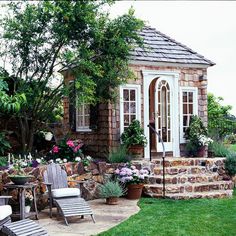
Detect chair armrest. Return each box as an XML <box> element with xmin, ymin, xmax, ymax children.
<box><xmin>0</xmin><ymin>196</ymin><xmax>12</xmax><ymax>205</ymax></box>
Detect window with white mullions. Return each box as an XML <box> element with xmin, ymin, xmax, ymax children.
<box><xmin>180</xmin><ymin>87</ymin><xmax>198</xmax><ymax>143</ymax></box>
<box><xmin>76</xmin><ymin>103</ymin><xmax>91</xmax><ymax>131</ymax></box>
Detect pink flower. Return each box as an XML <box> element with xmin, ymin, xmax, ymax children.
<box><xmin>73</xmin><ymin>144</ymin><xmax>81</xmax><ymax>153</ymax></box>
<box><xmin>66</xmin><ymin>140</ymin><xmax>75</xmax><ymax>147</ymax></box>
<box><xmin>52</xmin><ymin>146</ymin><xmax>59</xmax><ymax>153</ymax></box>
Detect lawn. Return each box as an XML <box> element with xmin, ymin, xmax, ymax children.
<box><xmin>98</xmin><ymin>189</ymin><xmax>236</xmax><ymax>236</ymax></box>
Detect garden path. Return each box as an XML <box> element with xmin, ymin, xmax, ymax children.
<box><xmin>38</xmin><ymin>198</ymin><xmax>139</xmax><ymax>236</ymax></box>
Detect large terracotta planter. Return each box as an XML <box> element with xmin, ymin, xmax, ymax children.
<box><xmin>127</xmin><ymin>184</ymin><xmax>144</xmax><ymax>200</ymax></box>
<box><xmin>197</xmin><ymin>146</ymin><xmax>206</xmax><ymax>157</ymax></box>
<box><xmin>128</xmin><ymin>145</ymin><xmax>144</xmax><ymax>158</ymax></box>
<box><xmin>106</xmin><ymin>197</ymin><xmax>119</xmax><ymax>205</ymax></box>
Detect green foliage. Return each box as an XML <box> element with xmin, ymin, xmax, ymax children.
<box><xmin>224</xmin><ymin>133</ymin><xmax>236</xmax><ymax>145</ymax></box>
<box><xmin>225</xmin><ymin>153</ymin><xmax>236</xmax><ymax>176</ymax></box>
<box><xmin>121</xmin><ymin>120</ymin><xmax>147</xmax><ymax>147</ymax></box>
<box><xmin>208</xmin><ymin>141</ymin><xmax>231</xmax><ymax>157</ymax></box>
<box><xmin>0</xmin><ymin>132</ymin><xmax>11</xmax><ymax>155</ymax></box>
<box><xmin>0</xmin><ymin>156</ymin><xmax>8</xmax><ymax>166</ymax></box>
<box><xmin>208</xmin><ymin>93</ymin><xmax>236</xmax><ymax>140</ymax></box>
<box><xmin>98</xmin><ymin>180</ymin><xmax>126</xmax><ymax>198</ymax></box>
<box><xmin>108</xmin><ymin>145</ymin><xmax>128</xmax><ymax>163</ymax></box>
<box><xmin>0</xmin><ymin>1</ymin><xmax>144</xmax><ymax>151</ymax></box>
<box><xmin>184</xmin><ymin>115</ymin><xmax>208</xmax><ymax>156</ymax></box>
<box><xmin>98</xmin><ymin>193</ymin><xmax>236</xmax><ymax>236</ymax></box>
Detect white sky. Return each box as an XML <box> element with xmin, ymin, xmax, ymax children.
<box><xmin>109</xmin><ymin>1</ymin><xmax>236</xmax><ymax>115</ymax></box>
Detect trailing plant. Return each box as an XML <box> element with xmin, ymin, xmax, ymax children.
<box><xmin>108</xmin><ymin>145</ymin><xmax>128</xmax><ymax>163</ymax></box>
<box><xmin>225</xmin><ymin>153</ymin><xmax>236</xmax><ymax>176</ymax></box>
<box><xmin>0</xmin><ymin>132</ymin><xmax>11</xmax><ymax>155</ymax></box>
<box><xmin>208</xmin><ymin>141</ymin><xmax>231</xmax><ymax>157</ymax></box>
<box><xmin>121</xmin><ymin>120</ymin><xmax>147</xmax><ymax>147</ymax></box>
<box><xmin>99</xmin><ymin>180</ymin><xmax>126</xmax><ymax>199</ymax></box>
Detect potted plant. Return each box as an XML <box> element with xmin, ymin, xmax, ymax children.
<box><xmin>115</xmin><ymin>164</ymin><xmax>149</xmax><ymax>200</ymax></box>
<box><xmin>121</xmin><ymin>120</ymin><xmax>147</xmax><ymax>158</ymax></box>
<box><xmin>9</xmin><ymin>159</ymin><xmax>32</xmax><ymax>185</ymax></box>
<box><xmin>185</xmin><ymin>115</ymin><xmax>213</xmax><ymax>157</ymax></box>
<box><xmin>98</xmin><ymin>180</ymin><xmax>126</xmax><ymax>205</ymax></box>
<box><xmin>25</xmin><ymin>190</ymin><xmax>33</xmax><ymax>213</ymax></box>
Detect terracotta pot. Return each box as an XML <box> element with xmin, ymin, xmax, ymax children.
<box><xmin>128</xmin><ymin>145</ymin><xmax>144</xmax><ymax>158</ymax></box>
<box><xmin>106</xmin><ymin>197</ymin><xmax>119</xmax><ymax>205</ymax></box>
<box><xmin>127</xmin><ymin>184</ymin><xmax>144</xmax><ymax>200</ymax></box>
<box><xmin>197</xmin><ymin>146</ymin><xmax>206</xmax><ymax>157</ymax></box>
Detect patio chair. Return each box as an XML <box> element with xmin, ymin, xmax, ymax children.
<box><xmin>43</xmin><ymin>163</ymin><xmax>95</xmax><ymax>226</ymax></box>
<box><xmin>0</xmin><ymin>196</ymin><xmax>48</xmax><ymax>236</ymax></box>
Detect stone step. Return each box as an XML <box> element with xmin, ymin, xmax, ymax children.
<box><xmin>151</xmin><ymin>157</ymin><xmax>225</xmax><ymax>168</ymax></box>
<box><xmin>144</xmin><ymin>181</ymin><xmax>234</xmax><ymax>195</ymax></box>
<box><xmin>147</xmin><ymin>173</ymin><xmax>221</xmax><ymax>185</ymax></box>
<box><xmin>145</xmin><ymin>190</ymin><xmax>233</xmax><ymax>200</ymax></box>
<box><xmin>152</xmin><ymin>166</ymin><xmax>215</xmax><ymax>175</ymax></box>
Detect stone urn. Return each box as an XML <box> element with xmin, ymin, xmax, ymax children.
<box><xmin>128</xmin><ymin>145</ymin><xmax>144</xmax><ymax>158</ymax></box>
<box><xmin>126</xmin><ymin>184</ymin><xmax>144</xmax><ymax>200</ymax></box>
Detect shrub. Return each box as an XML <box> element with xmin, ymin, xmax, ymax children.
<box><xmin>108</xmin><ymin>145</ymin><xmax>128</xmax><ymax>163</ymax></box>
<box><xmin>224</xmin><ymin>133</ymin><xmax>236</xmax><ymax>144</ymax></box>
<box><xmin>0</xmin><ymin>132</ymin><xmax>11</xmax><ymax>155</ymax></box>
<box><xmin>208</xmin><ymin>141</ymin><xmax>231</xmax><ymax>157</ymax></box>
<box><xmin>99</xmin><ymin>180</ymin><xmax>126</xmax><ymax>198</ymax></box>
<box><xmin>0</xmin><ymin>156</ymin><xmax>7</xmax><ymax>167</ymax></box>
<box><xmin>225</xmin><ymin>153</ymin><xmax>236</xmax><ymax>176</ymax></box>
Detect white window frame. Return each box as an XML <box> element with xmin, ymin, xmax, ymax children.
<box><xmin>180</xmin><ymin>87</ymin><xmax>198</xmax><ymax>143</ymax></box>
<box><xmin>119</xmin><ymin>84</ymin><xmax>141</xmax><ymax>136</ymax></box>
<box><xmin>76</xmin><ymin>103</ymin><xmax>92</xmax><ymax>132</ymax></box>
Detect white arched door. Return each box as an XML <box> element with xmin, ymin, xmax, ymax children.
<box><xmin>155</xmin><ymin>78</ymin><xmax>173</xmax><ymax>151</ymax></box>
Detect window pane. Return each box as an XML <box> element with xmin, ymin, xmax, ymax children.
<box><xmin>124</xmin><ymin>115</ymin><xmax>129</xmax><ymax>126</ymax></box>
<box><xmin>130</xmin><ymin>90</ymin><xmax>136</xmax><ymax>101</ymax></box>
<box><xmin>84</xmin><ymin>105</ymin><xmax>90</xmax><ymax>115</ymax></box>
<box><xmin>123</xmin><ymin>89</ymin><xmax>129</xmax><ymax>101</ymax></box>
<box><xmin>183</xmin><ymin>115</ymin><xmax>188</xmax><ymax>126</ymax></box>
<box><xmin>78</xmin><ymin>116</ymin><xmax>83</xmax><ymax>127</ymax></box>
<box><xmin>131</xmin><ymin>115</ymin><xmax>136</xmax><ymax>122</ymax></box>
<box><xmin>183</xmin><ymin>92</ymin><xmax>188</xmax><ymax>102</ymax></box>
<box><xmin>124</xmin><ymin>102</ymin><xmax>129</xmax><ymax>113</ymax></box>
<box><xmin>84</xmin><ymin>116</ymin><xmax>90</xmax><ymax>126</ymax></box>
<box><xmin>189</xmin><ymin>92</ymin><xmax>193</xmax><ymax>103</ymax></box>
<box><xmin>183</xmin><ymin>104</ymin><xmax>188</xmax><ymax>114</ymax></box>
<box><xmin>130</xmin><ymin>102</ymin><xmax>136</xmax><ymax>113</ymax></box>
<box><xmin>168</xmin><ymin>130</ymin><xmax>171</xmax><ymax>142</ymax></box>
<box><xmin>189</xmin><ymin>104</ymin><xmax>193</xmax><ymax>114</ymax></box>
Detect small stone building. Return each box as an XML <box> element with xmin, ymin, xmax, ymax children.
<box><xmin>62</xmin><ymin>26</ymin><xmax>215</xmax><ymax>159</ymax></box>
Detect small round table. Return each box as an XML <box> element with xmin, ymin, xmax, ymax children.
<box><xmin>4</xmin><ymin>183</ymin><xmax>39</xmax><ymax>220</ymax></box>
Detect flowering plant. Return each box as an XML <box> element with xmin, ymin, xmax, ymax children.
<box><xmin>25</xmin><ymin>190</ymin><xmax>33</xmax><ymax>206</ymax></box>
<box><xmin>49</xmin><ymin>138</ymin><xmax>83</xmax><ymax>162</ymax></box>
<box><xmin>198</xmin><ymin>135</ymin><xmax>213</xmax><ymax>146</ymax></box>
<box><xmin>115</xmin><ymin>164</ymin><xmax>149</xmax><ymax>185</ymax></box>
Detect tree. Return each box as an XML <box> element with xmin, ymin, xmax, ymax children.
<box><xmin>0</xmin><ymin>1</ymin><xmax>144</xmax><ymax>151</ymax></box>
<box><xmin>208</xmin><ymin>93</ymin><xmax>236</xmax><ymax>140</ymax></box>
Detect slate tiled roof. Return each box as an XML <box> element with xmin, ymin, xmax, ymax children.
<box><xmin>130</xmin><ymin>26</ymin><xmax>215</xmax><ymax>66</ymax></box>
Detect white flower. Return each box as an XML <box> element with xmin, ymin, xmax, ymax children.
<box><xmin>44</xmin><ymin>132</ymin><xmax>53</xmax><ymax>141</ymax></box>
<box><xmin>55</xmin><ymin>158</ymin><xmax>61</xmax><ymax>163</ymax></box>
<box><xmin>49</xmin><ymin>159</ymin><xmax>54</xmax><ymax>163</ymax></box>
<box><xmin>59</xmin><ymin>160</ymin><xmax>63</xmax><ymax>164</ymax></box>
<box><xmin>75</xmin><ymin>157</ymin><xmax>81</xmax><ymax>162</ymax></box>
<box><xmin>63</xmin><ymin>159</ymin><xmax>67</xmax><ymax>163</ymax></box>
<box><xmin>86</xmin><ymin>155</ymin><xmax>92</xmax><ymax>160</ymax></box>
<box><xmin>36</xmin><ymin>158</ymin><xmax>41</xmax><ymax>164</ymax></box>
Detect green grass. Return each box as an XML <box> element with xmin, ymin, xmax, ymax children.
<box><xmin>98</xmin><ymin>189</ymin><xmax>236</xmax><ymax>236</ymax></box>
<box><xmin>230</xmin><ymin>144</ymin><xmax>236</xmax><ymax>152</ymax></box>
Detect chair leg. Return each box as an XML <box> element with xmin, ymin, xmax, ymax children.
<box><xmin>63</xmin><ymin>215</ymin><xmax>69</xmax><ymax>226</ymax></box>
<box><xmin>91</xmin><ymin>214</ymin><xmax>96</xmax><ymax>223</ymax></box>
<box><xmin>81</xmin><ymin>215</ymin><xmax>84</xmax><ymax>219</ymax></box>
<box><xmin>49</xmin><ymin>197</ymin><xmax>53</xmax><ymax>218</ymax></box>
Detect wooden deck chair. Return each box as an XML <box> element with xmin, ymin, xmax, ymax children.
<box><xmin>43</xmin><ymin>163</ymin><xmax>95</xmax><ymax>226</ymax></box>
<box><xmin>0</xmin><ymin>196</ymin><xmax>48</xmax><ymax>236</ymax></box>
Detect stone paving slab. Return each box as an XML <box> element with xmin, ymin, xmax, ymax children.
<box><xmin>38</xmin><ymin>198</ymin><xmax>139</xmax><ymax>236</ymax></box>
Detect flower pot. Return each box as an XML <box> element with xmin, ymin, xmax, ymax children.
<box><xmin>128</xmin><ymin>145</ymin><xmax>144</xmax><ymax>158</ymax></box>
<box><xmin>106</xmin><ymin>197</ymin><xmax>119</xmax><ymax>205</ymax></box>
<box><xmin>197</xmin><ymin>146</ymin><xmax>206</xmax><ymax>157</ymax></box>
<box><xmin>127</xmin><ymin>184</ymin><xmax>144</xmax><ymax>200</ymax></box>
<box><xmin>9</xmin><ymin>175</ymin><xmax>32</xmax><ymax>185</ymax></box>
<box><xmin>25</xmin><ymin>205</ymin><xmax>31</xmax><ymax>213</ymax></box>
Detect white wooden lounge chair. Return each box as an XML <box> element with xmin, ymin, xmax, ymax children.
<box><xmin>43</xmin><ymin>163</ymin><xmax>95</xmax><ymax>226</ymax></box>
<box><xmin>0</xmin><ymin>196</ymin><xmax>48</xmax><ymax>236</ymax></box>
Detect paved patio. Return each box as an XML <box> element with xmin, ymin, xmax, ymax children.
<box><xmin>38</xmin><ymin>198</ymin><xmax>139</xmax><ymax>236</ymax></box>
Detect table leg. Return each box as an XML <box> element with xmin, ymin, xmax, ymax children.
<box><xmin>33</xmin><ymin>186</ymin><xmax>39</xmax><ymax>220</ymax></box>
<box><xmin>19</xmin><ymin>188</ymin><xmax>25</xmax><ymax>220</ymax></box>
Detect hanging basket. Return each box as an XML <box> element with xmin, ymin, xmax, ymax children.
<box><xmin>127</xmin><ymin>184</ymin><xmax>144</xmax><ymax>200</ymax></box>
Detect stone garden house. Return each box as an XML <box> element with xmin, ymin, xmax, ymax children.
<box><xmin>62</xmin><ymin>26</ymin><xmax>214</xmax><ymax>160</ymax></box>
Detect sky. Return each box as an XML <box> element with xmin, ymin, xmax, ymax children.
<box><xmin>109</xmin><ymin>1</ymin><xmax>236</xmax><ymax>115</ymax></box>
